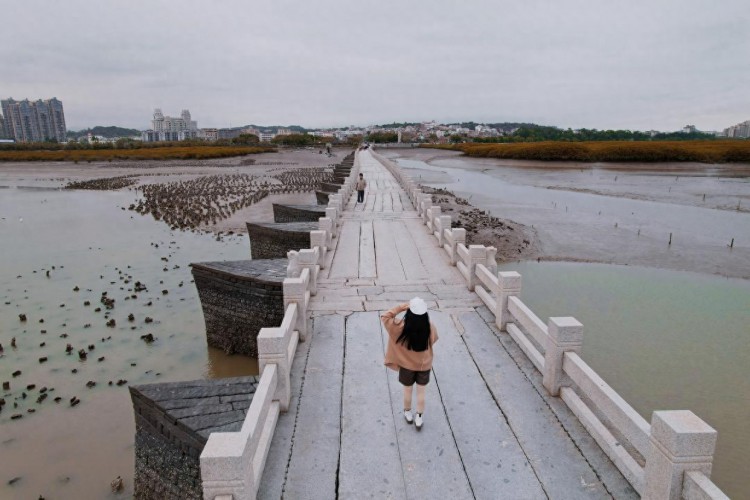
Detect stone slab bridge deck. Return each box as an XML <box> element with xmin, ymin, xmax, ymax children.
<box><xmin>255</xmin><ymin>151</ymin><xmax>638</xmax><ymax>500</ymax></box>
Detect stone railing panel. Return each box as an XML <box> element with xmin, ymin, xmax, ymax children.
<box><xmin>309</xmin><ymin>230</ymin><xmax>328</xmax><ymax>267</ymax></box>
<box><xmin>560</xmin><ymin>386</ymin><xmax>645</xmax><ymax>493</ymax></box>
<box><xmin>283</xmin><ymin>268</ymin><xmax>311</xmax><ymax>341</ymax></box>
<box><xmin>201</xmin><ymin>364</ymin><xmax>279</xmax><ymax>500</ymax></box>
<box><xmin>434</xmin><ymin>215</ymin><xmax>451</xmax><ymax>246</ymax></box>
<box><xmin>442</xmin><ymin>228</ymin><xmax>466</xmax><ymax>266</ymax></box>
<box><xmin>258</xmin><ymin>303</ymin><xmax>299</xmax><ymax>412</ymax></box>
<box><xmin>507</xmin><ymin>296</ymin><xmax>548</xmax><ymax>348</ymax></box>
<box><xmin>563</xmin><ymin>352</ymin><xmax>651</xmax><ymax>457</ymax></box>
<box><xmin>682</xmin><ymin>471</ymin><xmax>730</xmax><ymax>500</ymax></box>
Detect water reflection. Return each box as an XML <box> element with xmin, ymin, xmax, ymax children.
<box><xmin>0</xmin><ymin>187</ymin><xmax>254</xmax><ymax>499</ymax></box>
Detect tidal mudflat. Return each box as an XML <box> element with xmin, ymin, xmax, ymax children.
<box><xmin>384</xmin><ymin>148</ymin><xmax>750</xmax><ymax>279</ymax></box>
<box><xmin>0</xmin><ymin>150</ymin><xmax>332</xmax><ymax>498</ymax></box>
<box><xmin>384</xmin><ymin>147</ymin><xmax>750</xmax><ymax>497</ymax></box>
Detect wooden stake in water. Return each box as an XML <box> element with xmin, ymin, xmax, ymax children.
<box><xmin>669</xmin><ymin>233</ymin><xmax>672</xmax><ymax>245</ymax></box>
<box><xmin>730</xmin><ymin>238</ymin><xmax>734</xmax><ymax>248</ymax></box>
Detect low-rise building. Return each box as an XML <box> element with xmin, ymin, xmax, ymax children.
<box><xmin>142</xmin><ymin>108</ymin><xmax>198</xmax><ymax>142</ymax></box>
<box><xmin>199</xmin><ymin>128</ymin><xmax>219</xmax><ymax>141</ymax></box>
<box><xmin>258</xmin><ymin>131</ymin><xmax>275</xmax><ymax>142</ymax></box>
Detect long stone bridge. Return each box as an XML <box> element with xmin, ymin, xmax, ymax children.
<box><xmin>139</xmin><ymin>149</ymin><xmax>729</xmax><ymax>499</ymax></box>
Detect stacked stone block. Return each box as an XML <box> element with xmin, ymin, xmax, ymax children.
<box><xmin>272</xmin><ymin>204</ymin><xmax>327</xmax><ymax>223</ymax></box>
<box><xmin>191</xmin><ymin>259</ymin><xmax>287</xmax><ymax>356</ymax></box>
<box><xmin>130</xmin><ymin>377</ymin><xmax>258</xmax><ymax>499</ymax></box>
<box><xmin>246</xmin><ymin>221</ymin><xmax>316</xmax><ymax>259</ymax></box>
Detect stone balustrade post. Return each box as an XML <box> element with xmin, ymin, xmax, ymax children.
<box><xmin>445</xmin><ymin>228</ymin><xmax>466</xmax><ymax>265</ymax></box>
<box><xmin>643</xmin><ymin>411</ymin><xmax>718</xmax><ymax>500</ymax></box>
<box><xmin>258</xmin><ymin>325</ymin><xmax>293</xmax><ymax>411</ymax></box>
<box><xmin>411</xmin><ymin>188</ymin><xmax>421</xmax><ymax>207</ymax></box>
<box><xmin>495</xmin><ymin>271</ymin><xmax>521</xmax><ymax>330</ymax></box>
<box><xmin>309</xmin><ymin>230</ymin><xmax>328</xmax><ymax>268</ymax></box>
<box><xmin>542</xmin><ymin>317</ymin><xmax>583</xmax><ymax>396</ymax></box>
<box><xmin>318</xmin><ymin>217</ymin><xmax>333</xmax><ymax>247</ymax></box>
<box><xmin>484</xmin><ymin>246</ymin><xmax>498</xmax><ymax>275</ymax></box>
<box><xmin>465</xmin><ymin>245</ymin><xmax>487</xmax><ymax>291</ymax></box>
<box><xmin>420</xmin><ymin>197</ymin><xmax>432</xmax><ymax>224</ymax></box>
<box><xmin>325</xmin><ymin>207</ymin><xmax>338</xmax><ymax>237</ymax></box>
<box><xmin>295</xmin><ymin>248</ymin><xmax>319</xmax><ymax>296</ymax></box>
<box><xmin>435</xmin><ymin>215</ymin><xmax>451</xmax><ymax>246</ymax></box>
<box><xmin>283</xmin><ymin>276</ymin><xmax>309</xmax><ymax>341</ymax></box>
<box><xmin>427</xmin><ymin>206</ymin><xmax>441</xmax><ymax>233</ymax></box>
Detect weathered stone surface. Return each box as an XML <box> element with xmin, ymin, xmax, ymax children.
<box><xmin>320</xmin><ymin>182</ymin><xmax>343</xmax><ymax>193</ymax></box>
<box><xmin>246</xmin><ymin>221</ymin><xmax>316</xmax><ymax>259</ymax></box>
<box><xmin>272</xmin><ymin>203</ymin><xmax>327</xmax><ymax>223</ymax></box>
<box><xmin>339</xmin><ymin>311</ymin><xmax>406</xmax><ymax>499</ymax></box>
<box><xmin>191</xmin><ymin>259</ymin><xmax>287</xmax><ymax>356</ymax></box>
<box><xmin>281</xmin><ymin>314</ymin><xmax>345</xmax><ymax>500</ymax></box>
<box><xmin>130</xmin><ymin>377</ymin><xmax>258</xmax><ymax>500</ymax></box>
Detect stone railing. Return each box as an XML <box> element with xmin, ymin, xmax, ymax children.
<box><xmin>199</xmin><ymin>151</ymin><xmax>361</xmax><ymax>500</ymax></box>
<box><xmin>200</xmin><ymin>267</ymin><xmax>311</xmax><ymax>499</ymax></box>
<box><xmin>371</xmin><ymin>148</ymin><xmax>730</xmax><ymax>500</ymax></box>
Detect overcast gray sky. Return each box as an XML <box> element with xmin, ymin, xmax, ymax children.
<box><xmin>2</xmin><ymin>0</ymin><xmax>748</xmax><ymax>131</ymax></box>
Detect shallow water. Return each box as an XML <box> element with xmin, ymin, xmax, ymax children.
<box><xmin>0</xmin><ymin>187</ymin><xmax>255</xmax><ymax>498</ymax></box>
<box><xmin>497</xmin><ymin>261</ymin><xmax>750</xmax><ymax>498</ymax></box>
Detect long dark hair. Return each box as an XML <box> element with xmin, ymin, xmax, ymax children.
<box><xmin>396</xmin><ymin>310</ymin><xmax>430</xmax><ymax>352</ymax></box>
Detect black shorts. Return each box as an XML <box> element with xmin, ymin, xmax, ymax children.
<box><xmin>399</xmin><ymin>367</ymin><xmax>430</xmax><ymax>386</ymax></box>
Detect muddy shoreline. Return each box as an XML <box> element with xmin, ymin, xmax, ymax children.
<box><xmin>380</xmin><ymin>148</ymin><xmax>750</xmax><ymax>280</ymax></box>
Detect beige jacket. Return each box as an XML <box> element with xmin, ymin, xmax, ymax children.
<box><xmin>381</xmin><ymin>305</ymin><xmax>438</xmax><ymax>372</ymax></box>
<box><xmin>356</xmin><ymin>178</ymin><xmax>367</xmax><ymax>191</ymax></box>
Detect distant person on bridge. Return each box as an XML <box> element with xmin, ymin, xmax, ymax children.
<box><xmin>381</xmin><ymin>297</ymin><xmax>439</xmax><ymax>430</ymax></box>
<box><xmin>356</xmin><ymin>173</ymin><xmax>367</xmax><ymax>204</ymax></box>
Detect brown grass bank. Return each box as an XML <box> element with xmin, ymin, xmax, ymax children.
<box><xmin>424</xmin><ymin>140</ymin><xmax>750</xmax><ymax>163</ymax></box>
<box><xmin>0</xmin><ymin>145</ymin><xmax>276</xmax><ymax>162</ymax></box>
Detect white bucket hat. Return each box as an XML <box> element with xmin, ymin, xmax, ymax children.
<box><xmin>409</xmin><ymin>296</ymin><xmax>428</xmax><ymax>315</ymax></box>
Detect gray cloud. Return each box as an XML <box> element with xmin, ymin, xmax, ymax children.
<box><xmin>1</xmin><ymin>0</ymin><xmax>747</xmax><ymax>131</ymax></box>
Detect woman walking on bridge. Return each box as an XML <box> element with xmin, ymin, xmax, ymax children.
<box><xmin>381</xmin><ymin>297</ymin><xmax>439</xmax><ymax>430</ymax></box>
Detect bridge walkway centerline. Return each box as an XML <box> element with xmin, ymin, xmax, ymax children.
<box><xmin>257</xmin><ymin>150</ymin><xmax>637</xmax><ymax>499</ymax></box>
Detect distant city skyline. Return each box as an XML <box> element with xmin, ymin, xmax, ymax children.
<box><xmin>2</xmin><ymin>1</ymin><xmax>748</xmax><ymax>133</ymax></box>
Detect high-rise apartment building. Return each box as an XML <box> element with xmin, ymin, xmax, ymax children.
<box><xmin>142</xmin><ymin>109</ymin><xmax>199</xmax><ymax>142</ymax></box>
<box><xmin>1</xmin><ymin>97</ymin><xmax>67</xmax><ymax>142</ymax></box>
<box><xmin>724</xmin><ymin>120</ymin><xmax>750</xmax><ymax>139</ymax></box>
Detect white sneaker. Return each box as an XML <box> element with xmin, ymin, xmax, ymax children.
<box><xmin>403</xmin><ymin>409</ymin><xmax>414</xmax><ymax>424</ymax></box>
<box><xmin>415</xmin><ymin>413</ymin><xmax>423</xmax><ymax>430</ymax></box>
